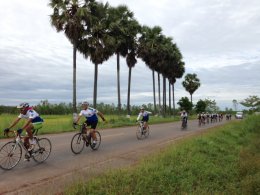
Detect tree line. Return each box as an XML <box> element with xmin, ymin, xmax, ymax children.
<box><xmin>0</xmin><ymin>100</ymin><xmax>176</xmax><ymax>115</ymax></box>
<box><xmin>49</xmin><ymin>0</ymin><xmax>190</xmax><ymax>116</ymax></box>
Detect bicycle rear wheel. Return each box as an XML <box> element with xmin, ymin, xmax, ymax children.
<box><xmin>90</xmin><ymin>131</ymin><xmax>101</xmax><ymax>150</ymax></box>
<box><xmin>0</xmin><ymin>141</ymin><xmax>22</xmax><ymax>170</ymax></box>
<box><xmin>71</xmin><ymin>133</ymin><xmax>85</xmax><ymax>154</ymax></box>
<box><xmin>33</xmin><ymin>138</ymin><xmax>52</xmax><ymax>163</ymax></box>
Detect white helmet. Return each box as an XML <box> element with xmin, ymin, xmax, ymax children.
<box><xmin>17</xmin><ymin>102</ymin><xmax>29</xmax><ymax>109</ymax></box>
<box><xmin>81</xmin><ymin>101</ymin><xmax>89</xmax><ymax>106</ymax></box>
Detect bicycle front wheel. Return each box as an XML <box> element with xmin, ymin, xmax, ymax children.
<box><xmin>136</xmin><ymin>126</ymin><xmax>144</xmax><ymax>140</ymax></box>
<box><xmin>90</xmin><ymin>131</ymin><xmax>101</xmax><ymax>150</ymax></box>
<box><xmin>143</xmin><ymin>126</ymin><xmax>150</xmax><ymax>138</ymax></box>
<box><xmin>71</xmin><ymin>133</ymin><xmax>85</xmax><ymax>154</ymax></box>
<box><xmin>33</xmin><ymin>138</ymin><xmax>52</xmax><ymax>163</ymax></box>
<box><xmin>0</xmin><ymin>141</ymin><xmax>22</xmax><ymax>170</ymax></box>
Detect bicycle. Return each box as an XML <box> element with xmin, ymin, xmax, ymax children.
<box><xmin>71</xmin><ymin>123</ymin><xmax>101</xmax><ymax>154</ymax></box>
<box><xmin>0</xmin><ymin>128</ymin><xmax>52</xmax><ymax>170</ymax></box>
<box><xmin>181</xmin><ymin>117</ymin><xmax>187</xmax><ymax>129</ymax></box>
<box><xmin>136</xmin><ymin>121</ymin><xmax>150</xmax><ymax>140</ymax></box>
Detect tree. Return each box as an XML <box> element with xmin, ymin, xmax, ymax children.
<box><xmin>240</xmin><ymin>95</ymin><xmax>260</xmax><ymax>111</ymax></box>
<box><xmin>77</xmin><ymin>2</ymin><xmax>115</xmax><ymax>107</ymax></box>
<box><xmin>108</xmin><ymin>5</ymin><xmax>136</xmax><ymax>112</ymax></box>
<box><xmin>182</xmin><ymin>73</ymin><xmax>200</xmax><ymax>106</ymax></box>
<box><xmin>177</xmin><ymin>97</ymin><xmax>193</xmax><ymax>113</ymax></box>
<box><xmin>232</xmin><ymin>99</ymin><xmax>238</xmax><ymax>111</ymax></box>
<box><xmin>195</xmin><ymin>99</ymin><xmax>207</xmax><ymax>113</ymax></box>
<box><xmin>204</xmin><ymin>98</ymin><xmax>219</xmax><ymax>112</ymax></box>
<box><xmin>49</xmin><ymin>0</ymin><xmax>90</xmax><ymax>113</ymax></box>
<box><xmin>137</xmin><ymin>26</ymin><xmax>164</xmax><ymax>114</ymax></box>
<box><xmin>125</xmin><ymin>19</ymin><xmax>140</xmax><ymax>115</ymax></box>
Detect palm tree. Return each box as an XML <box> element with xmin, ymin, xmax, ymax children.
<box><xmin>125</xmin><ymin>20</ymin><xmax>140</xmax><ymax>115</ymax></box>
<box><xmin>77</xmin><ymin>2</ymin><xmax>115</xmax><ymax>108</ymax></box>
<box><xmin>126</xmin><ymin>51</ymin><xmax>137</xmax><ymax>115</ymax></box>
<box><xmin>137</xmin><ymin>26</ymin><xmax>164</xmax><ymax>114</ymax></box>
<box><xmin>182</xmin><ymin>73</ymin><xmax>200</xmax><ymax>106</ymax></box>
<box><xmin>108</xmin><ymin>5</ymin><xmax>136</xmax><ymax>113</ymax></box>
<box><xmin>49</xmin><ymin>0</ymin><xmax>94</xmax><ymax>113</ymax></box>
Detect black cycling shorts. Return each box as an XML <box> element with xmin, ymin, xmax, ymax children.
<box><xmin>85</xmin><ymin>120</ymin><xmax>98</xmax><ymax>129</ymax></box>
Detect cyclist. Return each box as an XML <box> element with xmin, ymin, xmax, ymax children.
<box><xmin>136</xmin><ymin>107</ymin><xmax>151</xmax><ymax>130</ymax></box>
<box><xmin>4</xmin><ymin>102</ymin><xmax>44</xmax><ymax>151</ymax></box>
<box><xmin>181</xmin><ymin>110</ymin><xmax>188</xmax><ymax>128</ymax></box>
<box><xmin>74</xmin><ymin>101</ymin><xmax>106</xmax><ymax>146</ymax></box>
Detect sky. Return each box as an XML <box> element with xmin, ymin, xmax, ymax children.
<box><xmin>0</xmin><ymin>0</ymin><xmax>260</xmax><ymax>110</ymax></box>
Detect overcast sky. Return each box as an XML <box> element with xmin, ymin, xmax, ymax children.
<box><xmin>0</xmin><ymin>0</ymin><xmax>259</xmax><ymax>110</ymax></box>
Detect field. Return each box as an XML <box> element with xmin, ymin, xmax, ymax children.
<box><xmin>65</xmin><ymin>115</ymin><xmax>260</xmax><ymax>194</ymax></box>
<box><xmin>0</xmin><ymin>114</ymin><xmax>179</xmax><ymax>138</ymax></box>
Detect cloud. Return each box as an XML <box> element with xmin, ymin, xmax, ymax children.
<box><xmin>0</xmin><ymin>0</ymin><xmax>259</xmax><ymax>110</ymax></box>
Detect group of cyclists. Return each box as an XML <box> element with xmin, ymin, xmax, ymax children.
<box><xmin>197</xmin><ymin>112</ymin><xmax>230</xmax><ymax>126</ymax></box>
<box><xmin>3</xmin><ymin>101</ymin><xmax>231</xmax><ymax>161</ymax></box>
<box><xmin>3</xmin><ymin>101</ymin><xmax>151</xmax><ymax>159</ymax></box>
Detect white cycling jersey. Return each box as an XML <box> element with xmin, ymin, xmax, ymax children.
<box><xmin>79</xmin><ymin>107</ymin><xmax>99</xmax><ymax>122</ymax></box>
<box><xmin>18</xmin><ymin>108</ymin><xmax>39</xmax><ymax>119</ymax></box>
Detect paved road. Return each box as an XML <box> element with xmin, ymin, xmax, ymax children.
<box><xmin>0</xmin><ymin>119</ymin><xmax>231</xmax><ymax>194</ymax></box>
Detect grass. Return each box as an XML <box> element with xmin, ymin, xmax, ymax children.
<box><xmin>0</xmin><ymin>114</ymin><xmax>179</xmax><ymax>138</ymax></box>
<box><xmin>65</xmin><ymin>115</ymin><xmax>260</xmax><ymax>194</ymax></box>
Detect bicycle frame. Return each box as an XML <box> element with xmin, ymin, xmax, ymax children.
<box><xmin>71</xmin><ymin>123</ymin><xmax>101</xmax><ymax>154</ymax></box>
<box><xmin>136</xmin><ymin>121</ymin><xmax>150</xmax><ymax>140</ymax></box>
<box><xmin>1</xmin><ymin>129</ymin><xmax>52</xmax><ymax>170</ymax></box>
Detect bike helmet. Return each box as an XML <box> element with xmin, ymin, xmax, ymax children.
<box><xmin>81</xmin><ymin>101</ymin><xmax>89</xmax><ymax>106</ymax></box>
<box><xmin>17</xmin><ymin>102</ymin><xmax>29</xmax><ymax>109</ymax></box>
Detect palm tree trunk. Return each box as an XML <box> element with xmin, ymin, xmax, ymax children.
<box><xmin>117</xmin><ymin>53</ymin><xmax>121</xmax><ymax>113</ymax></box>
<box><xmin>72</xmin><ymin>44</ymin><xmax>77</xmax><ymax>113</ymax></box>
<box><xmin>158</xmin><ymin>73</ymin><xmax>161</xmax><ymax>115</ymax></box>
<box><xmin>127</xmin><ymin>67</ymin><xmax>132</xmax><ymax>115</ymax></box>
<box><xmin>169</xmin><ymin>81</ymin><xmax>171</xmax><ymax>115</ymax></box>
<box><xmin>93</xmin><ymin>63</ymin><xmax>98</xmax><ymax>108</ymax></box>
<box><xmin>190</xmin><ymin>94</ymin><xmax>193</xmax><ymax>108</ymax></box>
<box><xmin>172</xmin><ymin>83</ymin><xmax>175</xmax><ymax>116</ymax></box>
<box><xmin>163</xmin><ymin>76</ymin><xmax>166</xmax><ymax>117</ymax></box>
<box><xmin>152</xmin><ymin>70</ymin><xmax>157</xmax><ymax>113</ymax></box>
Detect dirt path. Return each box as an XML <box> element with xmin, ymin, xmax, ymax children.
<box><xmin>0</xmin><ymin>119</ymin><xmax>231</xmax><ymax>194</ymax></box>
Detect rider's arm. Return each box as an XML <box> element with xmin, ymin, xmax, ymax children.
<box><xmin>8</xmin><ymin>118</ymin><xmax>21</xmax><ymax>129</ymax></box>
<box><xmin>21</xmin><ymin>118</ymin><xmax>33</xmax><ymax>130</ymax></box>
<box><xmin>75</xmin><ymin>115</ymin><xmax>82</xmax><ymax>124</ymax></box>
<box><xmin>97</xmin><ymin>112</ymin><xmax>106</xmax><ymax>121</ymax></box>
<box><xmin>136</xmin><ymin>113</ymin><xmax>141</xmax><ymax>121</ymax></box>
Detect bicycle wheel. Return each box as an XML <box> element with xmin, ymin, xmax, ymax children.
<box><xmin>33</xmin><ymin>138</ymin><xmax>52</xmax><ymax>163</ymax></box>
<box><xmin>136</xmin><ymin>126</ymin><xmax>144</xmax><ymax>140</ymax></box>
<box><xmin>90</xmin><ymin>131</ymin><xmax>101</xmax><ymax>150</ymax></box>
<box><xmin>0</xmin><ymin>141</ymin><xmax>22</xmax><ymax>170</ymax></box>
<box><xmin>71</xmin><ymin>133</ymin><xmax>85</xmax><ymax>154</ymax></box>
<box><xmin>143</xmin><ymin>126</ymin><xmax>150</xmax><ymax>138</ymax></box>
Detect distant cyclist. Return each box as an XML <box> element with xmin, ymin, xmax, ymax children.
<box><xmin>74</xmin><ymin>101</ymin><xmax>106</xmax><ymax>146</ymax></box>
<box><xmin>136</xmin><ymin>107</ymin><xmax>151</xmax><ymax>130</ymax></box>
<box><xmin>4</xmin><ymin>102</ymin><xmax>44</xmax><ymax>151</ymax></box>
<box><xmin>181</xmin><ymin>110</ymin><xmax>188</xmax><ymax>128</ymax></box>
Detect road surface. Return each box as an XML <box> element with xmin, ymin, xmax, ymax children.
<box><xmin>0</xmin><ymin>119</ymin><xmax>231</xmax><ymax>194</ymax></box>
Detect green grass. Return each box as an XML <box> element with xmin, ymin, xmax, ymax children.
<box><xmin>0</xmin><ymin>114</ymin><xmax>179</xmax><ymax>138</ymax></box>
<box><xmin>65</xmin><ymin>115</ymin><xmax>260</xmax><ymax>194</ymax></box>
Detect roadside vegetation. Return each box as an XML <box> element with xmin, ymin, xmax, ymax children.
<box><xmin>0</xmin><ymin>114</ymin><xmax>181</xmax><ymax>138</ymax></box>
<box><xmin>65</xmin><ymin>115</ymin><xmax>260</xmax><ymax>194</ymax></box>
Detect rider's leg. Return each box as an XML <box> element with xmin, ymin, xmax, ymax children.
<box><xmin>90</xmin><ymin>129</ymin><xmax>97</xmax><ymax>141</ymax></box>
<box><xmin>90</xmin><ymin>122</ymin><xmax>98</xmax><ymax>142</ymax></box>
<box><xmin>25</xmin><ymin>124</ymin><xmax>35</xmax><ymax>150</ymax></box>
<box><xmin>143</xmin><ymin>121</ymin><xmax>148</xmax><ymax>130</ymax></box>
